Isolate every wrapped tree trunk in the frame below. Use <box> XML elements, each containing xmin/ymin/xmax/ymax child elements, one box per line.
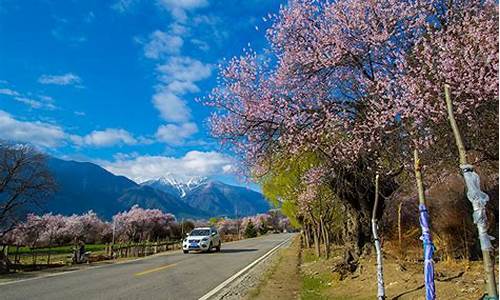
<box><xmin>414</xmin><ymin>150</ymin><xmax>436</xmax><ymax>300</ymax></box>
<box><xmin>371</xmin><ymin>173</ymin><xmax>385</xmax><ymax>300</ymax></box>
<box><xmin>444</xmin><ymin>85</ymin><xmax>498</xmax><ymax>299</ymax></box>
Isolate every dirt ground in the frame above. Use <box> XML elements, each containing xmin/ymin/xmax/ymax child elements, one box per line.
<box><xmin>247</xmin><ymin>238</ymin><xmax>495</xmax><ymax>300</ymax></box>
<box><xmin>300</xmin><ymin>247</ymin><xmax>493</xmax><ymax>300</ymax></box>
<box><xmin>247</xmin><ymin>237</ymin><xmax>301</xmax><ymax>300</ymax></box>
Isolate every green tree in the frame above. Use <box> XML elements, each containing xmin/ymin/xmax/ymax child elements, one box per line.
<box><xmin>244</xmin><ymin>220</ymin><xmax>257</xmax><ymax>238</ymax></box>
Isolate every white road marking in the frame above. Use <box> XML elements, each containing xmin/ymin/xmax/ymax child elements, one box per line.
<box><xmin>198</xmin><ymin>235</ymin><xmax>293</xmax><ymax>300</ymax></box>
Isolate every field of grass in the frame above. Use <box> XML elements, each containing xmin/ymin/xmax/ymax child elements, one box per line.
<box><xmin>300</xmin><ymin>271</ymin><xmax>334</xmax><ymax>300</ymax></box>
<box><xmin>7</xmin><ymin>244</ymin><xmax>107</xmax><ymax>255</ymax></box>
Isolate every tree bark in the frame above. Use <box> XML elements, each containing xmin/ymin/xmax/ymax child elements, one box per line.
<box><xmin>372</xmin><ymin>174</ymin><xmax>385</xmax><ymax>300</ymax></box>
<box><xmin>0</xmin><ymin>251</ymin><xmax>11</xmax><ymax>273</ymax></box>
<box><xmin>343</xmin><ymin>202</ymin><xmax>371</xmax><ymax>259</ymax></box>
<box><xmin>414</xmin><ymin>149</ymin><xmax>436</xmax><ymax>300</ymax></box>
<box><xmin>444</xmin><ymin>84</ymin><xmax>497</xmax><ymax>298</ymax></box>
<box><xmin>320</xmin><ymin>216</ymin><xmax>330</xmax><ymax>259</ymax></box>
<box><xmin>304</xmin><ymin>223</ymin><xmax>311</xmax><ymax>248</ymax></box>
<box><xmin>398</xmin><ymin>200</ymin><xmax>403</xmax><ymax>256</ymax></box>
<box><xmin>311</xmin><ymin>217</ymin><xmax>321</xmax><ymax>257</ymax></box>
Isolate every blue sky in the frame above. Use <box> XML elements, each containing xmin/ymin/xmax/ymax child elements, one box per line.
<box><xmin>0</xmin><ymin>0</ymin><xmax>283</xmax><ymax>187</ymax></box>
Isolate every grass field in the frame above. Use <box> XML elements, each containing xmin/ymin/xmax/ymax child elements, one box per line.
<box><xmin>7</xmin><ymin>244</ymin><xmax>107</xmax><ymax>255</ymax></box>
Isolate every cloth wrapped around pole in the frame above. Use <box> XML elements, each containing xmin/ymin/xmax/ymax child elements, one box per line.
<box><xmin>419</xmin><ymin>204</ymin><xmax>436</xmax><ymax>300</ymax></box>
<box><xmin>460</xmin><ymin>164</ymin><xmax>494</xmax><ymax>250</ymax></box>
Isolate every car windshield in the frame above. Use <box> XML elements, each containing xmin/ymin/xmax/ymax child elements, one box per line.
<box><xmin>190</xmin><ymin>229</ymin><xmax>210</xmax><ymax>236</ymax></box>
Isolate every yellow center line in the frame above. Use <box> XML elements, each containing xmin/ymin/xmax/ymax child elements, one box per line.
<box><xmin>134</xmin><ymin>263</ymin><xmax>177</xmax><ymax>276</ymax></box>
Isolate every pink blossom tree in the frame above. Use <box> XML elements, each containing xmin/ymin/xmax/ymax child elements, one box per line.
<box><xmin>207</xmin><ymin>0</ymin><xmax>498</xmax><ymax>262</ymax></box>
<box><xmin>112</xmin><ymin>205</ymin><xmax>176</xmax><ymax>243</ymax></box>
<box><xmin>63</xmin><ymin>211</ymin><xmax>110</xmax><ymax>244</ymax></box>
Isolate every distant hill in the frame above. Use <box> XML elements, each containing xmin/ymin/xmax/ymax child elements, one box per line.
<box><xmin>142</xmin><ymin>178</ymin><xmax>270</xmax><ymax>217</ymax></box>
<box><xmin>44</xmin><ymin>157</ymin><xmax>269</xmax><ymax>219</ymax></box>
<box><xmin>46</xmin><ymin>157</ymin><xmax>135</xmax><ymax>219</ymax></box>
<box><xmin>116</xmin><ymin>185</ymin><xmax>207</xmax><ymax>219</ymax></box>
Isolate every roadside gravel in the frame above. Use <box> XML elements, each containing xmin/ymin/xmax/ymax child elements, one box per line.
<box><xmin>210</xmin><ymin>236</ymin><xmax>294</xmax><ymax>300</ymax></box>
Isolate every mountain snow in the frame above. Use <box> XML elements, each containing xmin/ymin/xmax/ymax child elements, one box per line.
<box><xmin>141</xmin><ymin>173</ymin><xmax>208</xmax><ymax>198</ymax></box>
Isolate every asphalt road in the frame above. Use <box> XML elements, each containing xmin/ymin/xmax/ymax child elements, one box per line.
<box><xmin>1</xmin><ymin>233</ymin><xmax>294</xmax><ymax>300</ymax></box>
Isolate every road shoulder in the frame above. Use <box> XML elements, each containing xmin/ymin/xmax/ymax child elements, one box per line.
<box><xmin>212</xmin><ymin>235</ymin><xmax>300</xmax><ymax>300</ymax></box>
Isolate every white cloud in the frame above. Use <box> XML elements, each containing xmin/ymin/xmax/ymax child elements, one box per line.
<box><xmin>144</xmin><ymin>30</ymin><xmax>183</xmax><ymax>59</ymax></box>
<box><xmin>101</xmin><ymin>150</ymin><xmax>233</xmax><ymax>182</ymax></box>
<box><xmin>0</xmin><ymin>110</ymin><xmax>65</xmax><ymax>147</ymax></box>
<box><xmin>157</xmin><ymin>56</ymin><xmax>211</xmax><ymax>82</ymax></box>
<box><xmin>158</xmin><ymin>0</ymin><xmax>209</xmax><ymax>22</ymax></box>
<box><xmin>155</xmin><ymin>122</ymin><xmax>198</xmax><ymax>145</ymax></box>
<box><xmin>111</xmin><ymin>0</ymin><xmax>138</xmax><ymax>13</ymax></box>
<box><xmin>0</xmin><ymin>88</ymin><xmax>20</xmax><ymax>96</ymax></box>
<box><xmin>165</xmin><ymin>80</ymin><xmax>199</xmax><ymax>94</ymax></box>
<box><xmin>0</xmin><ymin>86</ymin><xmax>57</xmax><ymax>110</ymax></box>
<box><xmin>151</xmin><ymin>57</ymin><xmax>211</xmax><ymax>123</ymax></box>
<box><xmin>152</xmin><ymin>89</ymin><xmax>192</xmax><ymax>122</ymax></box>
<box><xmin>14</xmin><ymin>97</ymin><xmax>57</xmax><ymax>110</ymax></box>
<box><xmin>38</xmin><ymin>73</ymin><xmax>82</xmax><ymax>86</ymax></box>
<box><xmin>71</xmin><ymin>128</ymin><xmax>138</xmax><ymax>147</ymax></box>
<box><xmin>190</xmin><ymin>38</ymin><xmax>210</xmax><ymax>51</ymax></box>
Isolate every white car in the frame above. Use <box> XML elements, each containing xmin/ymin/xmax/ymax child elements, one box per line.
<box><xmin>183</xmin><ymin>227</ymin><xmax>221</xmax><ymax>253</ymax></box>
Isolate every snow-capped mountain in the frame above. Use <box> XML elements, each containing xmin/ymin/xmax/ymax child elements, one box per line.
<box><xmin>142</xmin><ymin>175</ymin><xmax>271</xmax><ymax>217</ymax></box>
<box><xmin>44</xmin><ymin>159</ymin><xmax>270</xmax><ymax>219</ymax></box>
<box><xmin>141</xmin><ymin>174</ymin><xmax>208</xmax><ymax>198</ymax></box>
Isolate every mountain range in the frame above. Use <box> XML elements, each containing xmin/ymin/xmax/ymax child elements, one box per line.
<box><xmin>44</xmin><ymin>157</ymin><xmax>270</xmax><ymax>220</ymax></box>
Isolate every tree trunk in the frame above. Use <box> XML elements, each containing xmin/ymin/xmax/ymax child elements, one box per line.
<box><xmin>398</xmin><ymin>200</ymin><xmax>403</xmax><ymax>256</ymax></box>
<box><xmin>304</xmin><ymin>224</ymin><xmax>311</xmax><ymax>248</ymax></box>
<box><xmin>444</xmin><ymin>84</ymin><xmax>498</xmax><ymax>299</ymax></box>
<box><xmin>15</xmin><ymin>245</ymin><xmax>19</xmax><ymax>264</ymax></box>
<box><xmin>342</xmin><ymin>202</ymin><xmax>371</xmax><ymax>269</ymax></box>
<box><xmin>372</xmin><ymin>174</ymin><xmax>385</xmax><ymax>300</ymax></box>
<box><xmin>414</xmin><ymin>149</ymin><xmax>436</xmax><ymax>300</ymax></box>
<box><xmin>462</xmin><ymin>219</ymin><xmax>469</xmax><ymax>260</ymax></box>
<box><xmin>311</xmin><ymin>219</ymin><xmax>321</xmax><ymax>257</ymax></box>
<box><xmin>320</xmin><ymin>216</ymin><xmax>330</xmax><ymax>259</ymax></box>
<box><xmin>0</xmin><ymin>251</ymin><xmax>11</xmax><ymax>273</ymax></box>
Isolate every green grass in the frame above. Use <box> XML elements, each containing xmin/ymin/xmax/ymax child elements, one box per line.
<box><xmin>302</xmin><ymin>250</ymin><xmax>318</xmax><ymax>264</ymax></box>
<box><xmin>300</xmin><ymin>272</ymin><xmax>333</xmax><ymax>300</ymax></box>
<box><xmin>7</xmin><ymin>244</ymin><xmax>107</xmax><ymax>255</ymax></box>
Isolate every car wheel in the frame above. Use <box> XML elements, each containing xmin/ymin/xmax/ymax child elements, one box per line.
<box><xmin>216</xmin><ymin>242</ymin><xmax>221</xmax><ymax>252</ymax></box>
<box><xmin>183</xmin><ymin>250</ymin><xmax>189</xmax><ymax>254</ymax></box>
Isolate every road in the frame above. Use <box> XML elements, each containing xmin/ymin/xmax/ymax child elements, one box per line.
<box><xmin>1</xmin><ymin>233</ymin><xmax>294</xmax><ymax>300</ymax></box>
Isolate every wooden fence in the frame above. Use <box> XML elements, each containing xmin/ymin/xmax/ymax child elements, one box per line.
<box><xmin>106</xmin><ymin>240</ymin><xmax>182</xmax><ymax>259</ymax></box>
<box><xmin>2</xmin><ymin>240</ymin><xmax>182</xmax><ymax>269</ymax></box>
